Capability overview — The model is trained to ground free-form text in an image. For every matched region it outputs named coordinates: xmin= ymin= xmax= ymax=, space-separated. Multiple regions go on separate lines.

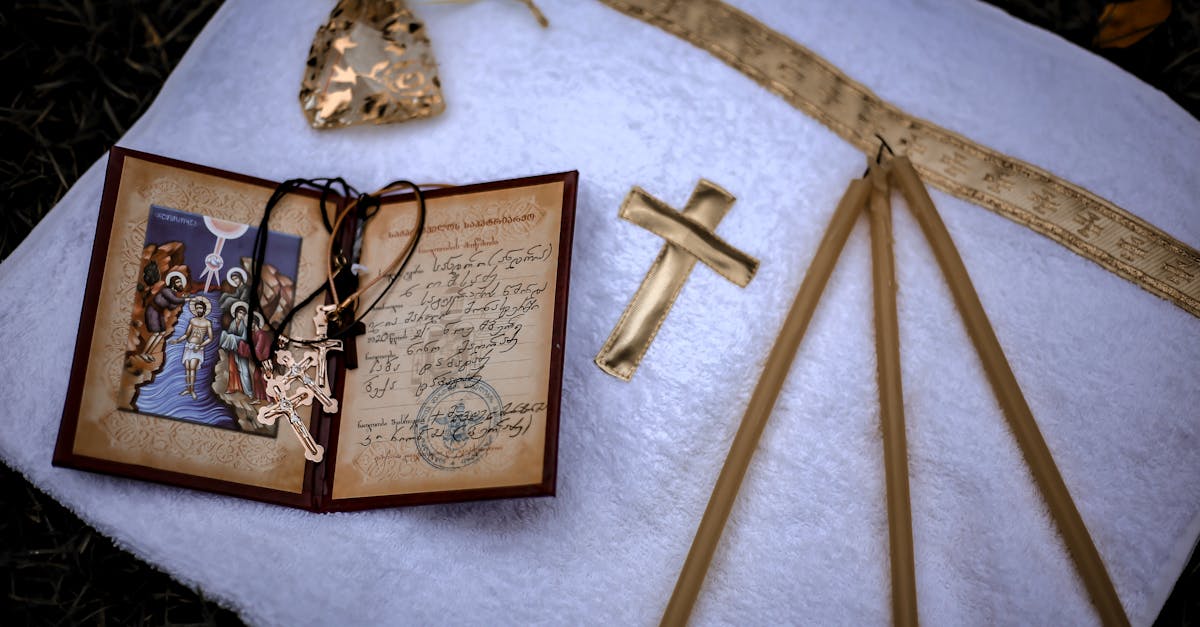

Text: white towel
xmin=1 ymin=0 xmax=1198 ymax=624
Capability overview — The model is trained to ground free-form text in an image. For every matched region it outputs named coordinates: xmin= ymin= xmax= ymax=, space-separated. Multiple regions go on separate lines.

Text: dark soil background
xmin=0 ymin=1 xmax=1196 ymax=625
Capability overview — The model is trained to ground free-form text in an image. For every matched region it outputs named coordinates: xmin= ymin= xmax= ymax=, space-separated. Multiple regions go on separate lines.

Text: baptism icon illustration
xmin=117 ymin=205 xmax=301 ymax=435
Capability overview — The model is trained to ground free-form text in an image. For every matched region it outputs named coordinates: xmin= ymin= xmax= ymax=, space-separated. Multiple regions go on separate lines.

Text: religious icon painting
xmin=117 ymin=204 xmax=301 ymax=436
xmin=57 ymin=148 xmax=572 ymax=509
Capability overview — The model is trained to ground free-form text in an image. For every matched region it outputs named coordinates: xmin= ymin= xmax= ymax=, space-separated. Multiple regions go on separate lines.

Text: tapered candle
xmin=890 ymin=156 xmax=1129 ymax=627
xmin=867 ymin=165 xmax=918 ymax=627
xmin=661 ymin=175 xmax=872 ymax=627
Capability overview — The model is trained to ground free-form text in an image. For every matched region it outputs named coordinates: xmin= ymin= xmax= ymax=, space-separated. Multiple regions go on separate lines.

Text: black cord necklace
xmin=240 ymin=177 xmax=429 ymax=463
xmin=244 ymin=177 xmax=428 ymax=369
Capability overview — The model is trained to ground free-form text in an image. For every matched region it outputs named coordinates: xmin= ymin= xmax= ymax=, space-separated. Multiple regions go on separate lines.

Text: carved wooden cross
xmin=595 ymin=179 xmax=759 ymax=380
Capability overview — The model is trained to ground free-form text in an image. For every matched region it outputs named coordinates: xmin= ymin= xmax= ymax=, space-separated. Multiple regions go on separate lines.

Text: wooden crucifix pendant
xmin=255 ymin=305 xmax=344 ymax=463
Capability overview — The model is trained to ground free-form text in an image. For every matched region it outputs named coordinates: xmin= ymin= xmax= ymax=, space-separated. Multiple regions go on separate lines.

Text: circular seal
xmin=414 ymin=378 xmax=503 ymax=470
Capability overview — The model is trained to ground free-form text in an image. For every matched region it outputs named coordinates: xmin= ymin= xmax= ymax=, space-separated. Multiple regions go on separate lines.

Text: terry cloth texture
xmin=1 ymin=0 xmax=1198 ymax=624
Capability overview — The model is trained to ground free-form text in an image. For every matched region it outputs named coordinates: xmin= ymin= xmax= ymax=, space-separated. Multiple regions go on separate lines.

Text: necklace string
xmin=244 ymin=177 xmax=429 ymax=369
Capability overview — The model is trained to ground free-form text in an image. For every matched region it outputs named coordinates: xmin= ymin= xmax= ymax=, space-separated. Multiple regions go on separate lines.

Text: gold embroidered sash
xmin=599 ymin=0 xmax=1200 ymax=318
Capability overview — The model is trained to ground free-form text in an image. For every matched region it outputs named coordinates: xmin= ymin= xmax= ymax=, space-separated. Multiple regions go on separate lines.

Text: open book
xmin=54 ymin=147 xmax=577 ymax=511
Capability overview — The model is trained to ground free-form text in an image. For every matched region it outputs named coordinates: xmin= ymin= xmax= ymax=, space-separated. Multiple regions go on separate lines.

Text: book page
xmin=69 ymin=153 xmax=328 ymax=495
xmin=331 ymin=179 xmax=567 ymax=500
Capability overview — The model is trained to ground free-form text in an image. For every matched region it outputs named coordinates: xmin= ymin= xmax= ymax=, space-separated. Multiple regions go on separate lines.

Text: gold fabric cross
xmin=595 ymin=180 xmax=759 ymax=380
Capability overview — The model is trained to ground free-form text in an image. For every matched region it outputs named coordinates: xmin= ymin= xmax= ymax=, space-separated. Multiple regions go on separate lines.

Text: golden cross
xmin=595 ymin=180 xmax=759 ymax=381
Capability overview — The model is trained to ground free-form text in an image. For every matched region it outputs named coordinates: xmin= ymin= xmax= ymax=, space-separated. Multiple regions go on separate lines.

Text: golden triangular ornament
xmin=300 ymin=0 xmax=445 ymax=129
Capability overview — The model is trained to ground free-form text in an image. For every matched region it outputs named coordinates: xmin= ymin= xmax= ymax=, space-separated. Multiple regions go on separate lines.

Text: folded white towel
xmin=1 ymin=0 xmax=1197 ymax=624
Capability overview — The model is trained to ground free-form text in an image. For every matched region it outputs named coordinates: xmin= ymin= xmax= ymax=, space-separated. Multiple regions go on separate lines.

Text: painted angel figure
xmin=219 ymin=301 xmax=254 ymax=396
xmin=219 ymin=267 xmax=250 ymax=323
xmin=250 ymin=312 xmax=272 ymax=403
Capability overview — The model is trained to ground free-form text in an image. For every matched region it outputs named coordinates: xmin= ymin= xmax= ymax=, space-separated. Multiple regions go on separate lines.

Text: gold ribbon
xmin=599 ymin=0 xmax=1200 ymax=318
xmin=596 ymin=180 xmax=759 ymax=381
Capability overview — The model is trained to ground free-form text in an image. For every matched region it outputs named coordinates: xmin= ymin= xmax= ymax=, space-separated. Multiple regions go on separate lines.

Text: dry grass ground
xmin=0 ymin=1 xmax=1195 ymax=624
